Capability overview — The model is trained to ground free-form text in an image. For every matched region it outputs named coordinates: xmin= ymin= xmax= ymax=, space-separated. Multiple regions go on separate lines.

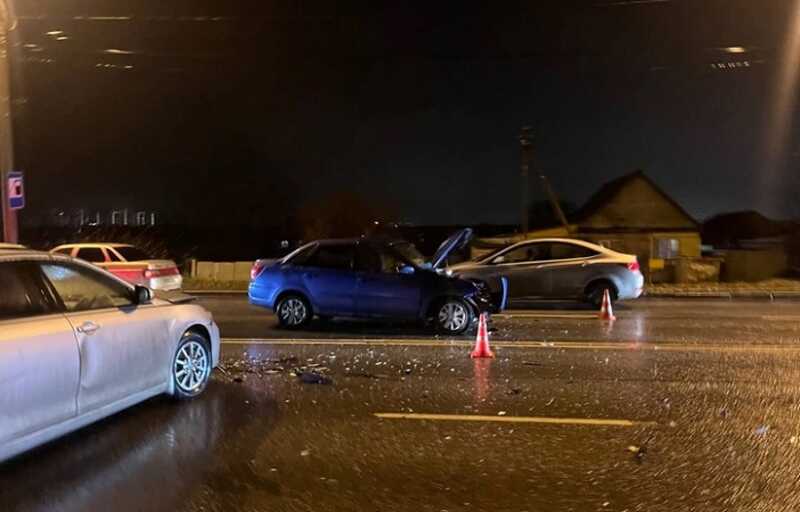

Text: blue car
xmin=248 ymin=229 xmax=495 ymax=334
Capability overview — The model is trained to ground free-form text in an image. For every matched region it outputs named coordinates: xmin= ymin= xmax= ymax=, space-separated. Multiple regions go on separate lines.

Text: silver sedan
xmin=450 ymin=238 xmax=644 ymax=306
xmin=0 ymin=250 xmax=220 ymax=463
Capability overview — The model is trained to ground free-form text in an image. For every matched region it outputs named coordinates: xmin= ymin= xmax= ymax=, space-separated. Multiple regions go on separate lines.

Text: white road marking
xmin=494 ymin=313 xmax=598 ymax=319
xmin=187 ymin=289 xmax=247 ymax=295
xmin=373 ymin=412 xmax=655 ymax=427
xmin=221 ymin=337 xmax=800 ymax=353
xmin=761 ymin=315 xmax=800 ymax=322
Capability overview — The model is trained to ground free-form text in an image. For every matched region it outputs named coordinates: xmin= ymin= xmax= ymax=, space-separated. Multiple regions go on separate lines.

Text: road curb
xmin=185 ymin=289 xmax=248 ymax=295
xmin=185 ymin=288 xmax=800 ymax=301
xmin=645 ymin=291 xmax=800 ymax=301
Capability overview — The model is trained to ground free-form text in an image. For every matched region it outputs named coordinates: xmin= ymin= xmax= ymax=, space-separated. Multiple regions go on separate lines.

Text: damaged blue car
xmin=248 ymin=229 xmax=499 ymax=335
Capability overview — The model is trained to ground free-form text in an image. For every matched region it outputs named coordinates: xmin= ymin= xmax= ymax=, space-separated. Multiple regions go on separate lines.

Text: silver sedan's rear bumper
xmin=618 ymin=271 xmax=645 ymax=300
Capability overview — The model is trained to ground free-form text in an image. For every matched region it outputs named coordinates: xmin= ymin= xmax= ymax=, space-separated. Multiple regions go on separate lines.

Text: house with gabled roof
xmin=571 ymin=170 xmax=701 ymax=280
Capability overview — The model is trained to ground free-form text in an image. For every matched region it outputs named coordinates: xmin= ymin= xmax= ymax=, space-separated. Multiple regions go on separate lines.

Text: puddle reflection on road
xmin=0 ymin=381 xmax=279 ymax=512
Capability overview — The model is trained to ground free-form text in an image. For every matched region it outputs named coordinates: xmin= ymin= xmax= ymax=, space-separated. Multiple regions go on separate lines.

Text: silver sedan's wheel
xmin=437 ymin=299 xmax=471 ymax=334
xmin=173 ymin=336 xmax=211 ymax=399
xmin=276 ymin=295 xmax=311 ymax=328
xmin=586 ymin=282 xmax=617 ymax=308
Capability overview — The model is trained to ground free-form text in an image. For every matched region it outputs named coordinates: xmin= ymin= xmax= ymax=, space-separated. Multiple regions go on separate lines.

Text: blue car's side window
xmin=379 ymin=251 xmax=407 ymax=274
xmin=304 ymin=245 xmax=355 ymax=271
xmin=285 ymin=244 xmax=316 ymax=266
xmin=355 ymin=245 xmax=382 ymax=274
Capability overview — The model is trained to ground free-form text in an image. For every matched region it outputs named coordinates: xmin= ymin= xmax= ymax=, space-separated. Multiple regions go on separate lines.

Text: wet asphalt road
xmin=205 ymin=294 xmax=800 ymax=345
xmin=3 ymin=297 xmax=800 ymax=511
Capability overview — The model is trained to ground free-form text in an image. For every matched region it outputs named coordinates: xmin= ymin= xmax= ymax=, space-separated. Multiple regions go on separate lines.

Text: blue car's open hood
xmin=429 ymin=228 xmax=473 ymax=269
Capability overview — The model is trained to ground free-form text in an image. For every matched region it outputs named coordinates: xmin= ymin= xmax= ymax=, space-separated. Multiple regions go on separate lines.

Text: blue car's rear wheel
xmin=276 ymin=294 xmax=312 ymax=328
xmin=435 ymin=298 xmax=472 ymax=335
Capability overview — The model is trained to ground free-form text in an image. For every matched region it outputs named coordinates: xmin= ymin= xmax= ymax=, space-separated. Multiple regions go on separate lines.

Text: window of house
xmin=656 ymin=238 xmax=680 ymax=259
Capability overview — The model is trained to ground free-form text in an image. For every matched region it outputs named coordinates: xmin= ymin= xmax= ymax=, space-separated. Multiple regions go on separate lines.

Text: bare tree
xmin=298 ymin=192 xmax=395 ymax=241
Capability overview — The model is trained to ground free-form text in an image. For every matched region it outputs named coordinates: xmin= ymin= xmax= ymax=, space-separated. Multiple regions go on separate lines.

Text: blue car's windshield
xmin=391 ymin=242 xmax=427 ymax=268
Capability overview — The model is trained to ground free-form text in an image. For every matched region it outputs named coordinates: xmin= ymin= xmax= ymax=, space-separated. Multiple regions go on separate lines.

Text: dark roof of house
xmin=574 ymin=169 xmax=699 ymax=228
xmin=702 ymin=210 xmax=798 ymax=247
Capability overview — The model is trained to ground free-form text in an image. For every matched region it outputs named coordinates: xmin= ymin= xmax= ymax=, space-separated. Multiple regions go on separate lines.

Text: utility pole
xmin=539 ymin=172 xmax=570 ymax=232
xmin=519 ymin=126 xmax=531 ymax=239
xmin=0 ymin=1 xmax=16 ymax=243
xmin=519 ymin=126 xmax=571 ymax=237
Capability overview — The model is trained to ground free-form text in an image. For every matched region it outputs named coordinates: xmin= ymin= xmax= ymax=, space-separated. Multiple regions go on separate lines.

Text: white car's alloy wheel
xmin=174 ymin=340 xmax=210 ymax=394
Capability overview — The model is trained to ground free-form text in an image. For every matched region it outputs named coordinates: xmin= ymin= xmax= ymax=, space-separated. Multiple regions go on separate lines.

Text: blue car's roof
xmin=313 ymin=238 xmax=360 ymax=245
xmin=313 ymin=237 xmax=408 ymax=247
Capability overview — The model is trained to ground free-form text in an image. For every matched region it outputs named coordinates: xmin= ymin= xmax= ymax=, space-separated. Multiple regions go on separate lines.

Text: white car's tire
xmin=172 ymin=332 xmax=212 ymax=400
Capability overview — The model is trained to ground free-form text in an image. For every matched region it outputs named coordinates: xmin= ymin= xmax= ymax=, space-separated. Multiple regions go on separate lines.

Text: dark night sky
xmin=9 ymin=1 xmax=800 ymax=226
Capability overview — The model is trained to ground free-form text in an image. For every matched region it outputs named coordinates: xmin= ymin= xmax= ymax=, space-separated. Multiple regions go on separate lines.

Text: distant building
xmin=703 ymin=210 xmax=797 ymax=281
xmin=703 ymin=210 xmax=794 ymax=249
xmin=42 ymin=209 xmax=159 ymax=227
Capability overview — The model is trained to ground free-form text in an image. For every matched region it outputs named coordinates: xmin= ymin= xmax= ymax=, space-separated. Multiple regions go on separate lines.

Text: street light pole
xmin=0 ymin=0 xmax=16 ymax=243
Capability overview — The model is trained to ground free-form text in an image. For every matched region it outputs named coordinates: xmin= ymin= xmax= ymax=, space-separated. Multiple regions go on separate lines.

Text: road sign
xmin=7 ymin=171 xmax=23 ymax=210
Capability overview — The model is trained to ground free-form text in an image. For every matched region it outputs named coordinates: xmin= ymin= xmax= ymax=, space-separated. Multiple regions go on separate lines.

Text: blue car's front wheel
xmin=276 ymin=294 xmax=312 ymax=329
xmin=435 ymin=298 xmax=472 ymax=335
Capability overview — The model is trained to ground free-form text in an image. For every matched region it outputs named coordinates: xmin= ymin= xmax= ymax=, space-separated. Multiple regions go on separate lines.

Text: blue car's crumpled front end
xmin=473 ymin=279 xmax=502 ymax=313
xmin=456 ymin=277 xmax=505 ymax=314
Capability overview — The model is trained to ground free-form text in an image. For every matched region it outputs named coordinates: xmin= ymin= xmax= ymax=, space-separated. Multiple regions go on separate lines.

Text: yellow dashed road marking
xmin=373 ymin=412 xmax=655 ymax=427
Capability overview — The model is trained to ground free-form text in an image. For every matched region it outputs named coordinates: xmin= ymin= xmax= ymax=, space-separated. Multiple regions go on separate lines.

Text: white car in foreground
xmin=0 ymin=249 xmax=220 ymax=463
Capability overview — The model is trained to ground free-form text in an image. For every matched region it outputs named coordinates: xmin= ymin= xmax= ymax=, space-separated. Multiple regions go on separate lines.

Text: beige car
xmin=50 ymin=243 xmax=183 ymax=291
xmin=0 ymin=249 xmax=220 ymax=463
xmin=0 ymin=243 xmax=26 ymax=250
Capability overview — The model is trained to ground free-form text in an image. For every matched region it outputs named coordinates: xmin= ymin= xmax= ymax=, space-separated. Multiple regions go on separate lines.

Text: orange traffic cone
xmin=598 ymin=289 xmax=616 ymax=321
xmin=470 ymin=313 xmax=495 ymax=358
